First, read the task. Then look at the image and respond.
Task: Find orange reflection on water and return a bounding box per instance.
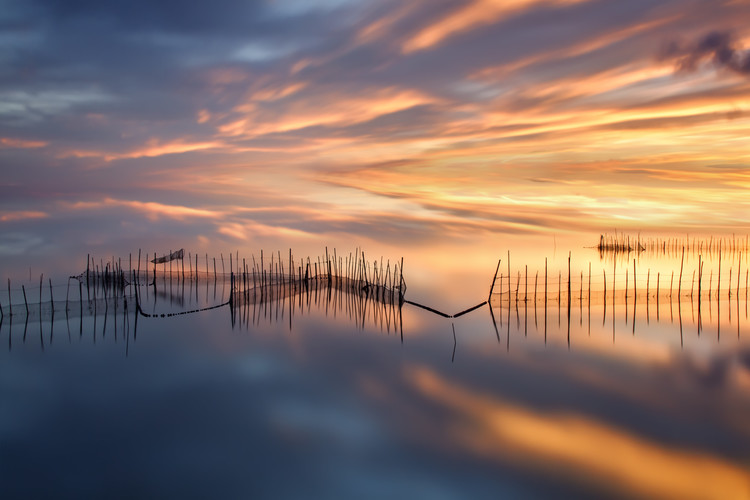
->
[406,365,750,500]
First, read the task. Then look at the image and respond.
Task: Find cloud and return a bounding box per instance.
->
[0,210,48,222]
[0,137,47,149]
[64,198,223,221]
[402,0,592,54]
[662,30,750,76]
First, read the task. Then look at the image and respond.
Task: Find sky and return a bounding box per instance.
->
[1,0,750,265]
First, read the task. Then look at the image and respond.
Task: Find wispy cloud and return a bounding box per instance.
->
[0,210,48,222]
[661,30,750,75]
[402,0,592,54]
[64,198,223,221]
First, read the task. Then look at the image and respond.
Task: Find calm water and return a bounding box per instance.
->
[1,244,749,499]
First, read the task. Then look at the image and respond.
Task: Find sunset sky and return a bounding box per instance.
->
[2,0,750,262]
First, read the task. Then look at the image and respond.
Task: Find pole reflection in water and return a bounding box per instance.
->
[2,253,749,358]
[0,265,408,353]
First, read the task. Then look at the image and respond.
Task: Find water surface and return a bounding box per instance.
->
[1,243,749,499]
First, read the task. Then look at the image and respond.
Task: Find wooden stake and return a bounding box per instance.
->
[400,257,404,295]
[525,265,528,302]
[657,272,660,298]
[507,251,511,297]
[568,252,571,307]
[678,247,684,299]
[718,247,722,301]
[737,252,741,299]
[488,259,501,300]
[22,284,29,316]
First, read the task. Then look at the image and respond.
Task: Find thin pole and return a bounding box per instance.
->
[488,259,501,300]
[22,285,29,316]
[718,248,722,301]
[525,265,528,302]
[678,247,684,299]
[567,252,571,308]
[698,256,702,330]
[507,250,511,298]
[737,252,741,299]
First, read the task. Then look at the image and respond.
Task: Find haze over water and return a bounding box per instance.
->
[1,0,750,498]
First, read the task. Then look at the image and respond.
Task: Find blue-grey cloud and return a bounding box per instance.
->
[662,30,750,75]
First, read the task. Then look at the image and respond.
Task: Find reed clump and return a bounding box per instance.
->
[597,234,645,254]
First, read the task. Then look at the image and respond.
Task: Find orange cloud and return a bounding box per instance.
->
[59,139,224,161]
[471,14,677,83]
[403,0,591,53]
[216,220,314,241]
[0,137,48,149]
[249,82,308,102]
[197,109,212,123]
[110,139,224,160]
[356,2,426,45]
[219,87,436,139]
[0,211,48,222]
[406,365,750,500]
[65,198,222,221]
